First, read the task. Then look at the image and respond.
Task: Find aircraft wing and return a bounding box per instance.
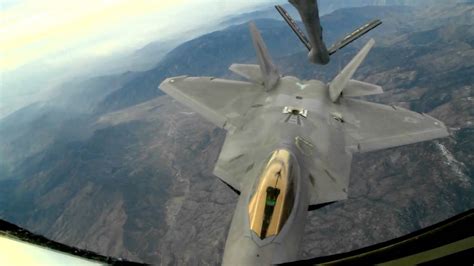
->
[341,98,449,153]
[160,76,263,130]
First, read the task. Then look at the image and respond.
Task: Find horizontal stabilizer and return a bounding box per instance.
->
[249,22,280,91]
[329,39,375,102]
[328,19,382,55]
[343,79,383,97]
[229,64,263,84]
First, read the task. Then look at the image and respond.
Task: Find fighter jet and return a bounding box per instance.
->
[159,15,448,266]
[275,0,382,64]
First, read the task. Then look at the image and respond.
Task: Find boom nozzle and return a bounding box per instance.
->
[275,0,382,65]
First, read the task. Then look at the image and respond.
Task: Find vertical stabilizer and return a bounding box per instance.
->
[249,22,280,91]
[329,38,375,102]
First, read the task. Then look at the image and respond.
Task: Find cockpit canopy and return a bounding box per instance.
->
[248,149,296,239]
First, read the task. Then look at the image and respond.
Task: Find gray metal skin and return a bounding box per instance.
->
[219,77,345,265]
[289,0,330,64]
[159,22,449,265]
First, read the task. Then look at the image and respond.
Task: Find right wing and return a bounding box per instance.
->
[341,98,449,153]
[160,76,265,192]
[160,76,263,130]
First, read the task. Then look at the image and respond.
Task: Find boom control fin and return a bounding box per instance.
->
[328,19,382,55]
[275,5,311,51]
[275,1,382,64]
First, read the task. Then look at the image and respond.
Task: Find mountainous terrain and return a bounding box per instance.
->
[0,3,473,265]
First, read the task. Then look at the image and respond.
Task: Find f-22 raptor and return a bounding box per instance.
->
[159,1,448,265]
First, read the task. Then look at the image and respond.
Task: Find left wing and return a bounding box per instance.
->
[341,98,449,153]
[160,76,263,130]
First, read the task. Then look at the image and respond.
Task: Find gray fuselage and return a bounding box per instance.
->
[221,76,350,265]
[159,25,449,264]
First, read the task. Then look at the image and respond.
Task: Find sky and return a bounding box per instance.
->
[0,0,280,72]
[0,0,282,117]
